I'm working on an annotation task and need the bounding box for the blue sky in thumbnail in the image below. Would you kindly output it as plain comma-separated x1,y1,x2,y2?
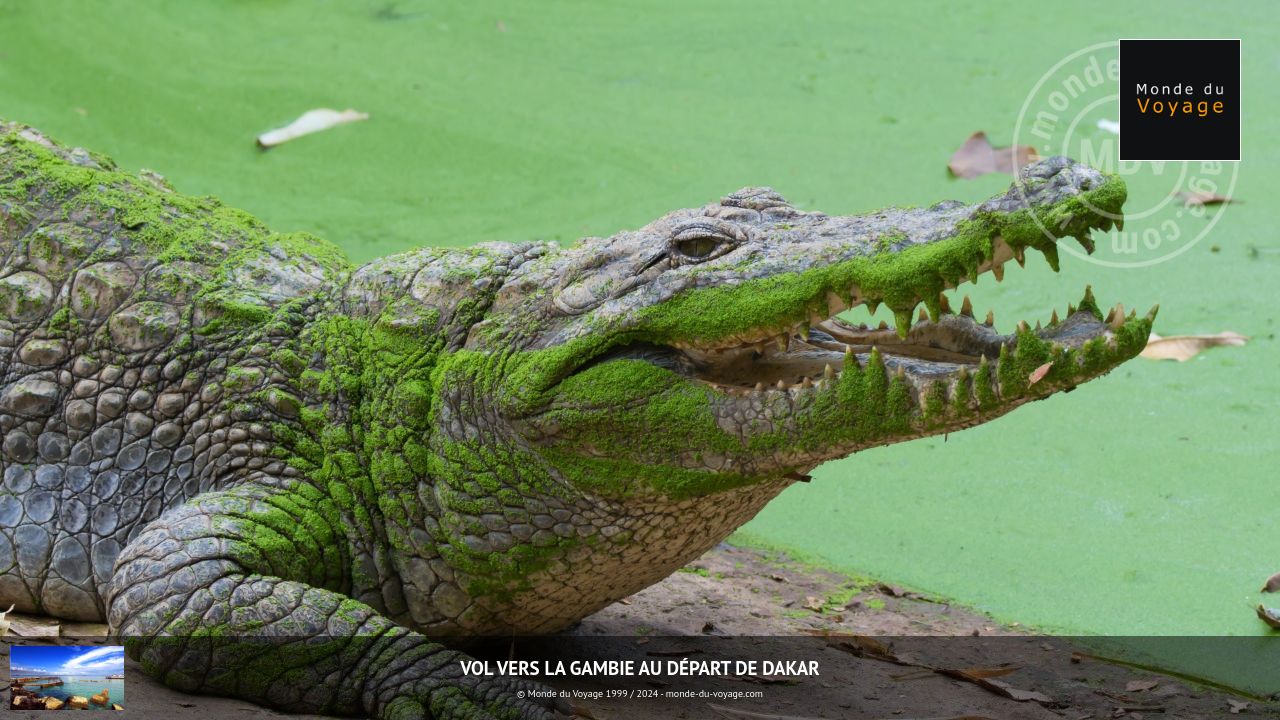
10,646,125,676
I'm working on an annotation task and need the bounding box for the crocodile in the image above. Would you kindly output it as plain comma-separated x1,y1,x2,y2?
0,121,1153,719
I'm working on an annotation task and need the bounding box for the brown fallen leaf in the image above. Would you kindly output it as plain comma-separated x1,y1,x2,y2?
256,108,370,148
1028,362,1053,385
803,595,825,612
1262,572,1280,593
877,582,908,597
813,631,899,662
1139,332,1248,362
1256,604,1280,629
948,665,1020,680
1125,680,1159,692
6,612,60,637
982,679,1052,703
948,131,1039,179
1176,190,1236,206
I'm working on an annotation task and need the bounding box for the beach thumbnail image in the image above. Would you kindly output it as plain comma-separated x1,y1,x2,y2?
9,645,125,710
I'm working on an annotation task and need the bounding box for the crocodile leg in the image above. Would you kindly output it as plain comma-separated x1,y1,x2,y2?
104,481,563,720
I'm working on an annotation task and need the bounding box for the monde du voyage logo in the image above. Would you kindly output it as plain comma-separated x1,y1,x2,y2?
1120,39,1240,162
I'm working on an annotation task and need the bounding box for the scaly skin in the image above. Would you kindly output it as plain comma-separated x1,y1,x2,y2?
0,122,1152,719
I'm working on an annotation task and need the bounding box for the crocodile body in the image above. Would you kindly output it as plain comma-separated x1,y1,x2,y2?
0,122,1152,719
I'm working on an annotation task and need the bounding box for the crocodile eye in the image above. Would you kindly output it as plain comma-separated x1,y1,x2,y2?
676,236,719,259
669,221,744,265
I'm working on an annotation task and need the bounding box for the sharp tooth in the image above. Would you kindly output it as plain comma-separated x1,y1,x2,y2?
867,299,881,315
1116,215,1125,231
960,295,974,318
894,308,914,339
824,363,835,379
1034,320,1042,332
984,310,995,327
776,379,787,390
938,293,952,315
826,291,846,315
957,366,969,380
878,320,889,331
895,366,906,381
754,382,765,392
801,376,813,389
1050,309,1060,325
1042,243,1060,272
1146,304,1159,321
1017,320,1030,334
844,345,861,370
1013,248,1026,267
992,263,1005,282
917,306,929,323
1109,303,1126,330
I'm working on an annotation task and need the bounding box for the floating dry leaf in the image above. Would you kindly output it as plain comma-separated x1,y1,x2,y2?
256,108,370,148
1126,680,1159,692
1139,332,1248,362
947,131,1039,179
1262,572,1280,593
1256,604,1280,630
1176,190,1235,206
1028,362,1053,385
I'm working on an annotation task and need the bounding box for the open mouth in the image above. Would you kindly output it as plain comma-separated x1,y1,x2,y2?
593,234,1154,404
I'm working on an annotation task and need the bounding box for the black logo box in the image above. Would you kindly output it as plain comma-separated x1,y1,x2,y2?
1119,39,1240,161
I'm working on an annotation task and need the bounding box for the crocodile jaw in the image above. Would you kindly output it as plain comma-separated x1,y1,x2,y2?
508,157,1152,483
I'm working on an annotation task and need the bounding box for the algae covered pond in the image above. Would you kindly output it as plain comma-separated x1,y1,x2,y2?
2,0,1277,685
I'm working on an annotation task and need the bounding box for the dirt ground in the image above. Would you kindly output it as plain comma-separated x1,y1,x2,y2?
3,543,1274,719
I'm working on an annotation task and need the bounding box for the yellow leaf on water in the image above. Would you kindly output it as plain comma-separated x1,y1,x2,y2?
256,108,369,148
1139,332,1247,362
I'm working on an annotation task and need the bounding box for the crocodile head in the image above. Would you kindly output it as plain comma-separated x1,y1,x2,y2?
471,157,1152,499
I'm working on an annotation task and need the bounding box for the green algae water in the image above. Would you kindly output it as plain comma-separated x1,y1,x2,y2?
1,0,1277,693
26,677,124,709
